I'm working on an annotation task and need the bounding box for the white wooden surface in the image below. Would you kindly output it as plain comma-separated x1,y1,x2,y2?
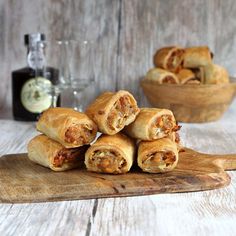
0,100,236,236
1,1,236,235
2,0,236,111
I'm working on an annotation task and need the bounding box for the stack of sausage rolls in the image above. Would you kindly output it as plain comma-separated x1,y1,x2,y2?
28,90,182,174
124,108,181,173
27,108,98,171
84,90,139,174
85,91,180,174
145,46,229,85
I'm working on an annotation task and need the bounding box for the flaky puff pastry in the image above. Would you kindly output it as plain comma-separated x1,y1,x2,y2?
85,90,140,135
183,46,212,68
36,108,97,148
177,69,200,84
85,133,135,174
138,138,179,173
27,134,89,171
204,64,229,84
153,46,185,72
166,132,183,152
124,108,179,141
145,68,179,84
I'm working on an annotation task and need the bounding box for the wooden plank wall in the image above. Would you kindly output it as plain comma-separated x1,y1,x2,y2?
1,0,236,118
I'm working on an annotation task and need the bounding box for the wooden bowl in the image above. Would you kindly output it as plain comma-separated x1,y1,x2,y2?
141,78,236,123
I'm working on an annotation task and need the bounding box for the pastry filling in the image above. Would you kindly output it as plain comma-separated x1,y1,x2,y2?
151,115,176,138
167,49,185,70
162,76,177,84
89,149,127,174
167,132,180,144
53,149,81,167
65,124,93,145
107,95,137,130
174,132,180,144
142,151,176,170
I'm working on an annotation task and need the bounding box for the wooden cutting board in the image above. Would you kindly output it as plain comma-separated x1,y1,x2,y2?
0,148,236,203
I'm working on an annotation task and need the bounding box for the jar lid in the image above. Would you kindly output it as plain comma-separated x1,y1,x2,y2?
24,33,46,46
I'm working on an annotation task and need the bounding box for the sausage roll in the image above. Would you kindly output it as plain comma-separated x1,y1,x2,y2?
177,69,200,84
204,64,229,84
124,108,180,140
153,46,185,72
138,138,179,173
183,46,212,68
85,90,140,135
27,134,89,171
145,68,179,84
85,133,135,174
36,108,97,148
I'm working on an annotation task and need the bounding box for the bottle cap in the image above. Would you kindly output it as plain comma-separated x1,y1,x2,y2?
24,33,45,46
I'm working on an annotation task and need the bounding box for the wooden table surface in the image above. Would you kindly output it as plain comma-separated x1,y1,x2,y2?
0,101,235,236
1,0,236,234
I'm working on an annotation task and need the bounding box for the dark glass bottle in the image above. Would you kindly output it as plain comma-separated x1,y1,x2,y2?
12,33,60,121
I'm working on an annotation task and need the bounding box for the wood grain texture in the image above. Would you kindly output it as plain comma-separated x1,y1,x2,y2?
117,0,236,106
141,80,236,122
1,0,236,116
0,108,236,235
0,200,95,236
0,0,120,117
1,0,236,235
0,148,236,203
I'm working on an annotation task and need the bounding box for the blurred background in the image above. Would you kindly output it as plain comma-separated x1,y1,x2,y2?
1,0,236,118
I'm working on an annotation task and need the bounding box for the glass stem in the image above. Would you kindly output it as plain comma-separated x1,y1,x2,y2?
73,90,83,112
51,91,59,108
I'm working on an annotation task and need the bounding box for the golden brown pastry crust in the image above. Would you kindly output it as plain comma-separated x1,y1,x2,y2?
153,46,185,72
138,138,179,173
27,134,88,171
124,108,177,140
204,64,229,84
85,90,140,135
36,108,97,148
85,133,135,174
177,69,200,84
145,68,179,84
183,46,212,68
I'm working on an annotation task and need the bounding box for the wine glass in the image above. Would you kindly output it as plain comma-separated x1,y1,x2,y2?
66,39,95,111
35,40,70,107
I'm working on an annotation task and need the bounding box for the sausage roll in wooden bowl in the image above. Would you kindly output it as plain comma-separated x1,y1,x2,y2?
146,68,179,84
142,45,236,123
153,46,185,72
204,64,230,84
176,69,201,84
183,46,212,68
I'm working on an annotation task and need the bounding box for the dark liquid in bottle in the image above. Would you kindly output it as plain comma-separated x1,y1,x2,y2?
12,66,60,121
